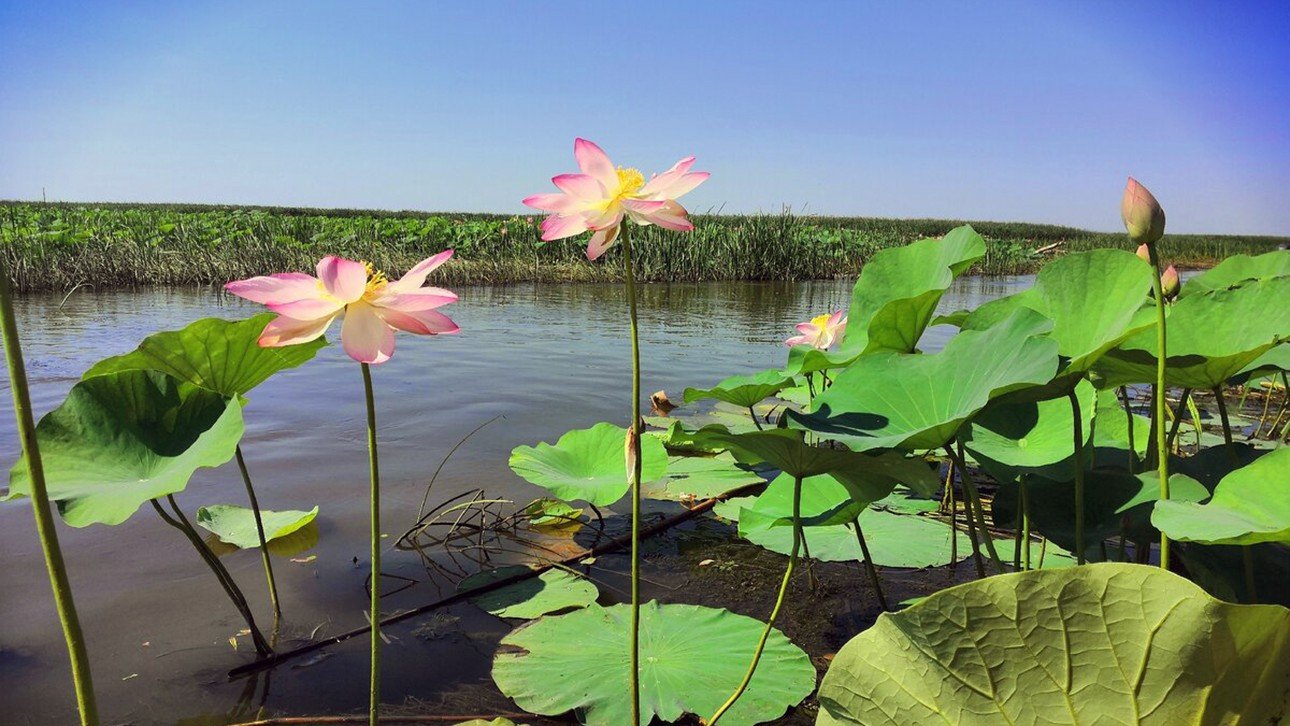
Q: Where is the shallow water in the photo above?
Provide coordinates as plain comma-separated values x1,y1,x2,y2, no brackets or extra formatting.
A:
0,276,1030,724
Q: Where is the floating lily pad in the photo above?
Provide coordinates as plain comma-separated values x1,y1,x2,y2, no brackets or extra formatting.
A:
786,226,986,376
870,485,940,514
790,309,1058,452
521,498,584,527
649,453,766,501
508,423,667,507
83,313,325,397
1152,447,1290,546
6,370,244,527
459,566,598,619
492,602,815,725
195,504,319,549
683,369,795,408
816,563,1290,725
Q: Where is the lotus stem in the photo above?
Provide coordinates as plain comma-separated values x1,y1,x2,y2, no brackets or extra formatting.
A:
1012,489,1023,571
1118,386,1136,473
852,518,888,610
1069,390,1087,564
360,362,381,726
0,259,99,725
946,443,1003,574
620,225,643,726
1164,388,1191,452
152,498,272,655
944,460,957,563
747,406,765,431
1213,386,1234,448
708,474,802,726
1021,481,1032,571
235,446,281,626
1148,249,1170,568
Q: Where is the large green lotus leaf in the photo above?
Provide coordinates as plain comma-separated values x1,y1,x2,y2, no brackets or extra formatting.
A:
508,423,667,507
789,308,1059,452
195,504,318,549
492,602,815,726
1092,387,1151,458
1236,343,1290,379
83,313,325,398
785,226,985,374
815,563,1290,725
969,250,1155,377
1152,447,1290,546
647,452,766,501
1181,249,1290,297
683,369,794,408
458,565,598,619
736,474,963,567
7,370,244,526
964,379,1095,470
1096,276,1290,389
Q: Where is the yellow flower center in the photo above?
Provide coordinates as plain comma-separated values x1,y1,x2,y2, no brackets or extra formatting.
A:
361,260,388,299
810,313,832,329
614,166,645,199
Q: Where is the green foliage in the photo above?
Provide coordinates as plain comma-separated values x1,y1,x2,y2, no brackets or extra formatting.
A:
508,422,667,506
492,602,815,725
458,566,598,619
683,370,794,408
521,498,584,527
816,563,1290,725
647,453,766,501
195,504,319,549
6,370,243,526
1153,447,1290,545
84,313,325,397
1180,249,1290,297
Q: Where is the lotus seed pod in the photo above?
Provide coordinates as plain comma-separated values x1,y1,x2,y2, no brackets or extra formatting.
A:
1161,265,1180,300
1122,177,1166,246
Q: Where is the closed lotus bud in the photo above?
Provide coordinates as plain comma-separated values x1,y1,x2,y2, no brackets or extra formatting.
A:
1160,265,1180,300
1121,177,1166,245
1136,243,1151,263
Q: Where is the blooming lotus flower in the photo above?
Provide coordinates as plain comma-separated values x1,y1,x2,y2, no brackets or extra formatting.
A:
785,311,847,349
523,138,709,260
1122,177,1166,246
225,252,458,365
1160,265,1180,300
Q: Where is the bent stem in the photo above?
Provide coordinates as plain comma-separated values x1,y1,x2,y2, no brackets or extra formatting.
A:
0,260,99,725
152,497,271,655
708,474,803,726
235,446,281,627
360,362,381,726
621,225,644,726
1069,390,1087,564
852,517,888,610
1164,388,1192,452
1148,249,1170,568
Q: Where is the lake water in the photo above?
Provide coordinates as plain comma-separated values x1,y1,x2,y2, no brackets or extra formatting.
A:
0,276,1031,724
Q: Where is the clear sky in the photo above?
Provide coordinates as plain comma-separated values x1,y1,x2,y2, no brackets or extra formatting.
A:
2,1,1287,234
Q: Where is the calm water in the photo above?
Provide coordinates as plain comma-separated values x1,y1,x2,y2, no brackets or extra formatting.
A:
0,277,1029,724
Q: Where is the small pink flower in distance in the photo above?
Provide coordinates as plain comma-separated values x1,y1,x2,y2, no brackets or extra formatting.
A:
1160,265,1180,300
523,138,710,261
225,252,459,365
1122,177,1166,246
785,311,847,349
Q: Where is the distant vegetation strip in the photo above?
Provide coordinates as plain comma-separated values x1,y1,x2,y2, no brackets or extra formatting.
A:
2,201,1285,292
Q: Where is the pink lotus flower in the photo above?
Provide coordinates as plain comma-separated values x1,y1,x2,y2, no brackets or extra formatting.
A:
1160,264,1180,300
523,138,709,260
1136,243,1151,263
785,311,847,349
225,252,459,365
1122,177,1166,246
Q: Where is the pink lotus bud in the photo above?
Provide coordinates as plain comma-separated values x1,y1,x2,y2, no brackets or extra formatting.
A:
1160,265,1180,300
1121,177,1166,246
1136,243,1151,263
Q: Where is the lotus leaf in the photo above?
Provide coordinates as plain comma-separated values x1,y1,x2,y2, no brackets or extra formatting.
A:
1152,447,1290,546
1180,249,1290,297
648,453,766,501
83,313,325,397
195,504,319,549
7,370,244,527
815,563,1290,725
458,566,598,619
964,379,1095,470
492,602,815,726
521,498,584,527
789,309,1059,452
508,423,667,507
682,369,795,408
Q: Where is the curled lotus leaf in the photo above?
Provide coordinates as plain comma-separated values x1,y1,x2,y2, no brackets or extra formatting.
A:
508,422,667,507
683,369,795,408
816,563,1290,725
196,504,319,549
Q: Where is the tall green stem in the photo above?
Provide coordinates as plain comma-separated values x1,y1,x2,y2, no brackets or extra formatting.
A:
852,518,888,610
708,474,803,726
947,443,1003,574
1021,480,1032,571
1213,386,1234,448
360,362,381,726
235,446,281,626
620,226,643,726
0,258,99,725
1164,388,1192,452
1069,390,1087,564
1148,251,1170,568
1118,386,1136,472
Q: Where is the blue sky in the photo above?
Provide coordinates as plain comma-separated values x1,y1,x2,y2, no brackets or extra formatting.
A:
2,1,1287,234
